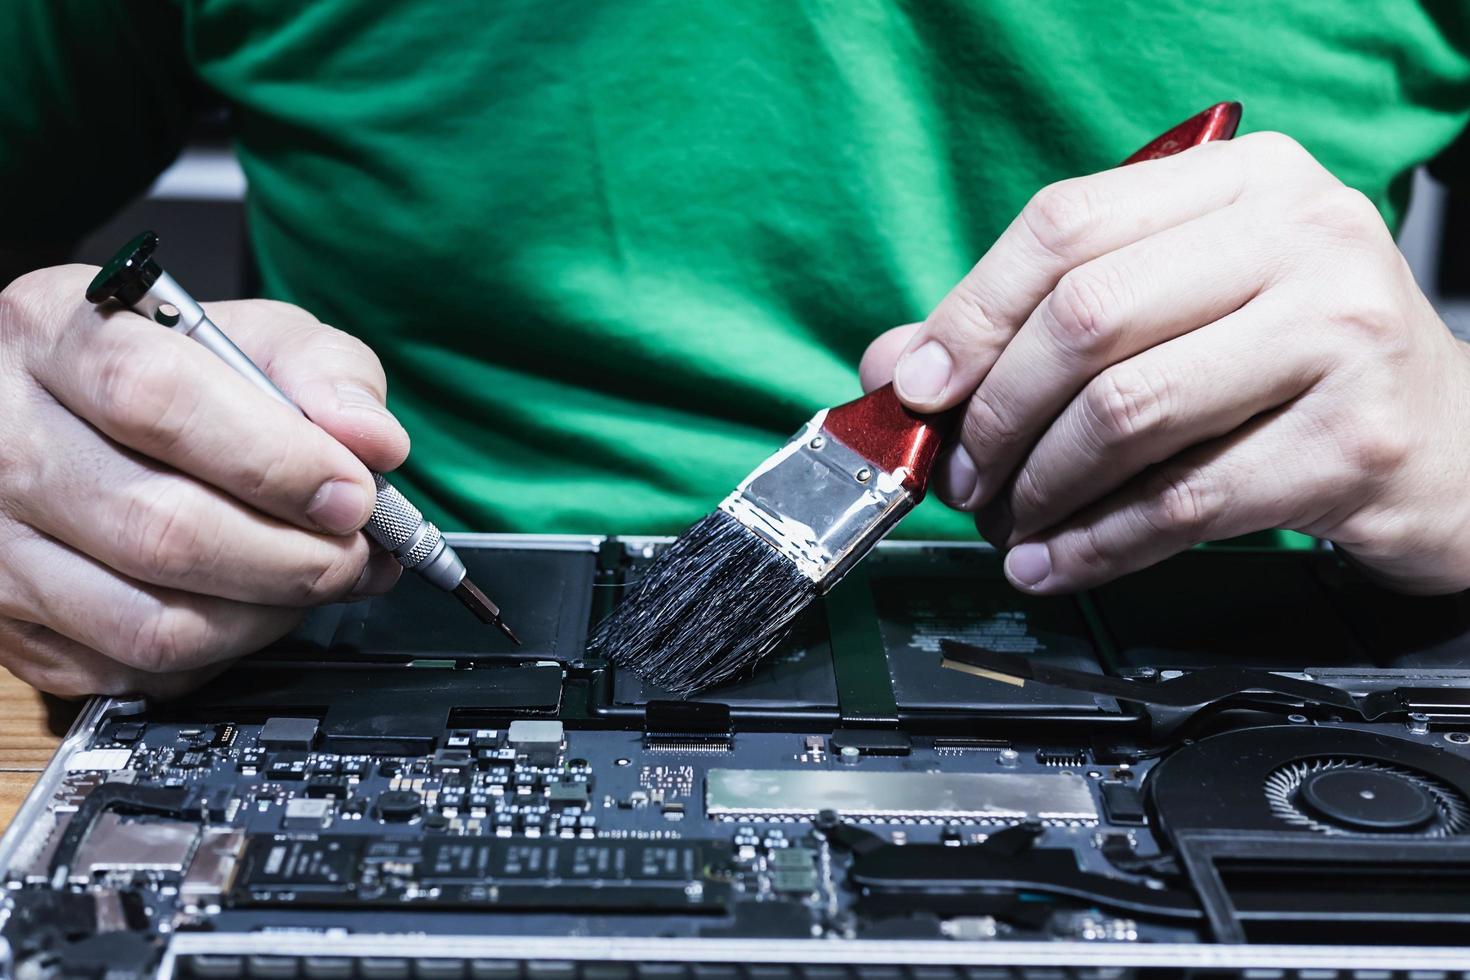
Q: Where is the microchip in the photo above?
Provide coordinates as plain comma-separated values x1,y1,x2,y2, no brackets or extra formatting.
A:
547,781,590,808
284,798,334,828
431,748,473,770
1099,782,1147,825
507,720,564,766
772,869,818,893
260,717,319,751
770,847,815,869
339,758,369,778
231,838,731,912
201,786,234,821
473,729,504,748
236,837,362,894
266,753,310,781
306,780,349,799
108,723,145,744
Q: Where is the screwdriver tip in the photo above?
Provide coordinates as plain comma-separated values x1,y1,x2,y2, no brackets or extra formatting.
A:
453,577,520,644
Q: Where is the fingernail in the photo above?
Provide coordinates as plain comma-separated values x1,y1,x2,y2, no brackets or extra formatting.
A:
935,447,979,509
336,383,390,417
894,341,953,404
308,479,370,534
1005,542,1051,588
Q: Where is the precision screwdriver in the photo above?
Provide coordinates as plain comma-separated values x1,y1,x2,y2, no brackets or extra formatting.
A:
85,231,520,644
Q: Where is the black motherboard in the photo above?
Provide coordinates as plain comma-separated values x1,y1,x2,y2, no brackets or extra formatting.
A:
6,538,1470,979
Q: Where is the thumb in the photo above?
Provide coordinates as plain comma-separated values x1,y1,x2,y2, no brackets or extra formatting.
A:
202,299,411,473
859,323,921,393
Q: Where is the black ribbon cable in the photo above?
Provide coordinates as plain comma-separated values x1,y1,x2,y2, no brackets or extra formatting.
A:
824,565,900,727
939,639,1407,722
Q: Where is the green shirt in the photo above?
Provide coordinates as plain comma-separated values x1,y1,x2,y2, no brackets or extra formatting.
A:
6,1,1470,538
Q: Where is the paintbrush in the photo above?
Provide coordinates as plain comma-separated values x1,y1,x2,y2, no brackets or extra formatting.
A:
591,102,1242,695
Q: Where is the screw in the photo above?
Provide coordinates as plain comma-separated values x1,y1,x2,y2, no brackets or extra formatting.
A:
1287,714,1308,724
1446,732,1470,746
998,748,1020,768
855,467,872,483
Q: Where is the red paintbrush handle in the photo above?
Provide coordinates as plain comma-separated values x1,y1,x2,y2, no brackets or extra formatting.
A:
827,102,1244,498
1122,101,1241,164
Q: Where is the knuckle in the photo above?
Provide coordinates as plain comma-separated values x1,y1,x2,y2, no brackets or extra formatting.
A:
938,278,1007,344
253,298,320,324
1334,505,1417,561
116,606,208,674
94,335,196,451
1083,365,1170,444
1242,130,1313,169
1141,468,1214,538
292,543,367,606
323,323,378,364
0,266,88,343
113,481,208,584
1343,413,1410,477
1326,279,1405,348
1068,522,1111,573
0,270,54,339
1045,265,1129,355
1009,467,1048,521
1291,185,1386,244
962,389,1023,457
243,423,311,505
1021,179,1101,259
1333,187,1386,235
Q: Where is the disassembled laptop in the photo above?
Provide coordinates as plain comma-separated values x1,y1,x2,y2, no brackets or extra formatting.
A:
5,535,1470,978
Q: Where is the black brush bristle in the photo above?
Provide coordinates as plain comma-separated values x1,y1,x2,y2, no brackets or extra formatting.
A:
589,510,815,695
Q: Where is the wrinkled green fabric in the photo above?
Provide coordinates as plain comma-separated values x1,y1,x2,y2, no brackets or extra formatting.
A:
4,2,1469,545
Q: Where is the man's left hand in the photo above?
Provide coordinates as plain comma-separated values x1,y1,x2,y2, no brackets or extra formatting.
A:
860,132,1470,595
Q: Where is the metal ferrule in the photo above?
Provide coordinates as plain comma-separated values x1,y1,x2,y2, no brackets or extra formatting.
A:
718,409,915,592
365,474,467,591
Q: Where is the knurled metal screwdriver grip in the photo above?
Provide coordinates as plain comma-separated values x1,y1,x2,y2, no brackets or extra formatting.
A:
85,232,517,640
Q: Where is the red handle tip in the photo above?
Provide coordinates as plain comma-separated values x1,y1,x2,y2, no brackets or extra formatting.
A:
1122,101,1241,165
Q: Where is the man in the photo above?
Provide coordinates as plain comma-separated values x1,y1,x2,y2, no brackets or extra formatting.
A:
2,2,1468,697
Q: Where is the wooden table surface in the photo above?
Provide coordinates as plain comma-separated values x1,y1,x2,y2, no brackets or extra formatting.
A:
0,669,80,834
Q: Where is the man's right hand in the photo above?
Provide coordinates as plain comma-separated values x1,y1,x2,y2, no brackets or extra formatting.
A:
0,265,411,698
